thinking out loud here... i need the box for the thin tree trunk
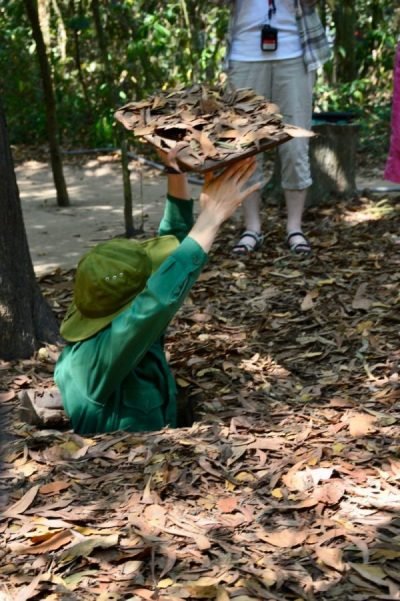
[24,0,70,207]
[91,0,113,90]
[73,29,93,109]
[120,135,135,237]
[0,102,60,360]
[51,0,67,61]
[38,0,51,46]
[333,1,357,82]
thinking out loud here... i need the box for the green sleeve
[158,195,194,242]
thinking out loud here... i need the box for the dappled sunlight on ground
[341,198,398,225]
[16,159,197,276]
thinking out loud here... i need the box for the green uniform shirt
[54,196,207,434]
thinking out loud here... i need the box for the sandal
[233,230,264,255]
[286,231,312,255]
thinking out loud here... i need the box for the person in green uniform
[54,157,260,434]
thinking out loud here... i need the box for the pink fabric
[384,43,400,182]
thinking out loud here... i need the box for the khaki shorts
[228,57,315,190]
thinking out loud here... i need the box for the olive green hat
[60,235,179,342]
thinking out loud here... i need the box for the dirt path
[16,157,201,276]
[16,156,398,276]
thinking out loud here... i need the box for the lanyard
[294,0,302,17]
[268,0,276,21]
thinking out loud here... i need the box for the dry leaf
[216,588,230,601]
[349,563,388,587]
[58,534,119,564]
[142,476,154,504]
[217,497,238,513]
[301,289,319,311]
[0,390,16,402]
[316,546,345,571]
[15,529,73,555]
[122,560,143,575]
[352,283,373,310]
[348,413,377,437]
[39,481,71,495]
[262,528,308,548]
[143,504,166,527]
[4,485,40,517]
[15,573,43,601]
[317,480,346,505]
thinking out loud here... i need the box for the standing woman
[223,0,331,255]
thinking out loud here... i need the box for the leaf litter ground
[1,191,400,601]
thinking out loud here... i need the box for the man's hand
[189,157,261,253]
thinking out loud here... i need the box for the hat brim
[60,235,180,342]
[60,299,133,342]
[140,235,179,273]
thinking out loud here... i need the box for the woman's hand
[188,157,261,253]
[156,148,190,201]
[199,157,260,226]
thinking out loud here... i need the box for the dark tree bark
[91,0,113,89]
[120,135,136,237]
[0,102,60,360]
[333,1,357,83]
[24,0,70,207]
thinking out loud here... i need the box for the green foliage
[0,5,47,142]
[315,78,391,156]
[315,0,395,154]
[0,0,228,147]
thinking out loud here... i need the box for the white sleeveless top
[230,0,302,62]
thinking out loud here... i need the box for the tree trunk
[24,0,70,207]
[91,0,113,90]
[38,0,51,47]
[333,1,357,83]
[264,122,359,206]
[120,135,136,237]
[51,0,67,61]
[0,102,60,360]
[73,29,93,109]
